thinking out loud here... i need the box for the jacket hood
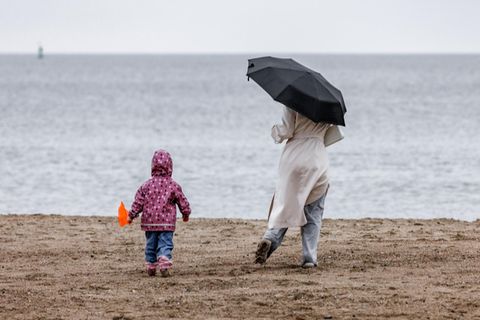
[151,150,173,177]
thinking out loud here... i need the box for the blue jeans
[263,193,326,265]
[145,231,174,263]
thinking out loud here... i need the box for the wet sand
[1,215,479,319]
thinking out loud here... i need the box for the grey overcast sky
[1,0,479,54]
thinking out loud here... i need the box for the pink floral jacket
[129,150,191,231]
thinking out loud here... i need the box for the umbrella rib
[318,77,342,103]
[314,76,339,103]
[273,71,314,101]
[292,73,338,103]
[247,65,312,77]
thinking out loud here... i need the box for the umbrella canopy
[247,56,347,126]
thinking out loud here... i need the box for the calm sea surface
[0,54,479,220]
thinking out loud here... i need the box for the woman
[255,106,331,268]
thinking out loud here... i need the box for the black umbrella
[246,56,347,126]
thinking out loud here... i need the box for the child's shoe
[146,262,157,276]
[157,256,173,277]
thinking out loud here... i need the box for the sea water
[0,54,479,220]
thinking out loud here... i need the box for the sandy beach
[1,215,479,319]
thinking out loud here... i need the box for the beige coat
[268,106,331,229]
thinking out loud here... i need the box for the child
[127,149,191,277]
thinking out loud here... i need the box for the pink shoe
[146,262,157,276]
[157,256,172,277]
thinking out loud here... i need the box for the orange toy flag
[118,201,130,227]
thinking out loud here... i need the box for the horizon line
[1,51,480,56]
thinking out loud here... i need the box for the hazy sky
[2,0,480,53]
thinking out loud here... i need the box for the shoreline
[2,212,479,223]
[1,215,479,319]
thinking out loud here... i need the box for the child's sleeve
[174,184,191,217]
[129,185,145,220]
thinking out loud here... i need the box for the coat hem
[141,225,176,232]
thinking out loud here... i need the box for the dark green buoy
[38,45,44,59]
